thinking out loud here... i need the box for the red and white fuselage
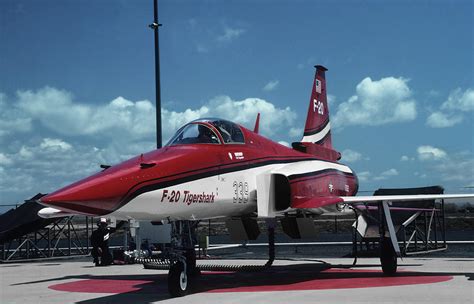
[39,122,358,221]
[40,65,360,221]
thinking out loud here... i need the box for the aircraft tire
[380,238,397,276]
[168,262,188,297]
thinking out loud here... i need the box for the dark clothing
[91,227,113,266]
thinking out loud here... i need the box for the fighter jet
[38,65,474,297]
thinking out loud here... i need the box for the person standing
[91,218,113,266]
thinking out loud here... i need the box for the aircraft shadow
[17,262,469,304]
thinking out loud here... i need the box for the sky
[0,0,473,208]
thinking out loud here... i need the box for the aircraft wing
[290,194,474,210]
[340,193,474,203]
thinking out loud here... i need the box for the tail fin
[301,65,333,149]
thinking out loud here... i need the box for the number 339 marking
[233,181,249,203]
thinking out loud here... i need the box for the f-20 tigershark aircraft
[39,66,474,297]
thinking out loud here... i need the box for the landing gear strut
[165,220,199,297]
[378,201,398,276]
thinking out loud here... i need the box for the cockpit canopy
[166,118,245,146]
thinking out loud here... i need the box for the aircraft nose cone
[40,173,124,216]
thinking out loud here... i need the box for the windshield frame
[195,119,246,145]
[165,122,222,147]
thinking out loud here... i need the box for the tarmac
[1,256,473,304]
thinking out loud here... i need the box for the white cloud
[333,77,417,127]
[426,88,473,128]
[383,168,399,176]
[0,136,159,203]
[374,168,399,181]
[0,153,13,165]
[357,171,371,182]
[162,106,210,141]
[12,87,297,143]
[16,87,156,139]
[413,147,474,185]
[441,88,474,112]
[217,27,245,42]
[341,149,363,163]
[206,96,297,138]
[40,138,72,151]
[423,151,474,184]
[0,140,115,199]
[289,127,302,138]
[19,146,34,159]
[414,171,427,179]
[426,111,463,128]
[327,94,336,107]
[0,92,32,139]
[400,155,414,161]
[417,145,447,161]
[263,80,279,92]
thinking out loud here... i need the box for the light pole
[149,0,162,149]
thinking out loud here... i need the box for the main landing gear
[380,238,397,275]
[352,201,400,276]
[378,201,399,276]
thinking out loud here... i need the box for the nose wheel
[168,261,188,297]
[165,220,199,297]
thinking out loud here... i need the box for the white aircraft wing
[340,193,474,203]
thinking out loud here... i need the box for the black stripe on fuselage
[116,157,345,212]
[288,169,359,196]
[288,168,354,182]
[120,153,342,202]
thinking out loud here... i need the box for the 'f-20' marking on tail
[313,99,324,115]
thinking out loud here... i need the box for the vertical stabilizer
[301,65,333,149]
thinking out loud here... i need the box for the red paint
[48,269,452,295]
[49,279,154,294]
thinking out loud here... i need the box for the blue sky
[0,0,473,207]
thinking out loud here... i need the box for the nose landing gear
[168,260,188,297]
[165,220,198,297]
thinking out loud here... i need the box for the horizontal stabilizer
[341,193,474,203]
